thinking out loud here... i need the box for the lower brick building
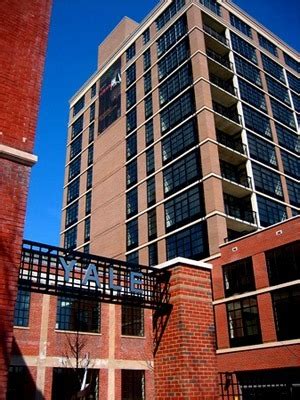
[8,216,300,399]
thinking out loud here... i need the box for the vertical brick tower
[0,0,51,396]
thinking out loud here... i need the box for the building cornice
[0,144,37,167]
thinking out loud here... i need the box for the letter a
[82,264,100,287]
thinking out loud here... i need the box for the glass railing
[206,48,232,70]
[203,24,228,46]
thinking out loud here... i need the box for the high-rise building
[61,0,299,267]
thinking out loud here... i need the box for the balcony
[224,194,257,228]
[212,102,242,134]
[203,24,228,46]
[206,48,233,80]
[203,24,229,56]
[213,102,241,124]
[217,130,247,154]
[210,74,236,96]
[210,74,238,107]
[221,161,252,198]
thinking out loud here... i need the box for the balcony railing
[203,24,228,46]
[217,131,247,154]
[224,203,257,224]
[221,170,252,189]
[210,73,237,96]
[213,102,242,124]
[206,48,233,70]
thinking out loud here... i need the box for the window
[126,251,139,265]
[224,193,254,223]
[252,163,283,199]
[126,85,136,110]
[162,119,197,164]
[145,119,154,145]
[83,244,90,253]
[239,79,266,111]
[284,53,299,73]
[8,366,36,399]
[90,102,95,122]
[126,133,137,160]
[71,115,84,139]
[143,28,150,44]
[70,135,82,160]
[261,54,285,82]
[65,202,78,227]
[126,64,136,87]
[257,195,286,227]
[127,108,137,133]
[286,179,300,207]
[276,123,299,153]
[230,32,257,64]
[126,43,136,62]
[156,0,185,30]
[163,151,200,196]
[144,95,153,118]
[126,160,137,188]
[127,219,138,250]
[281,150,299,179]
[230,13,252,37]
[160,91,194,134]
[89,122,94,143]
[73,96,85,116]
[87,144,93,166]
[266,76,290,105]
[146,147,155,175]
[126,188,138,218]
[158,39,189,81]
[166,222,208,260]
[84,217,91,241]
[147,177,156,206]
[149,243,158,266]
[258,34,278,56]
[122,305,144,336]
[86,191,92,215]
[247,133,277,167]
[67,178,80,204]
[64,226,77,249]
[165,186,203,232]
[291,93,300,113]
[144,71,152,94]
[91,83,97,98]
[143,49,151,70]
[147,209,157,240]
[68,156,81,181]
[287,71,299,94]
[14,289,30,327]
[159,63,192,106]
[234,55,261,86]
[200,0,221,15]
[121,370,145,400]
[56,297,100,332]
[227,297,261,347]
[272,285,300,341]
[157,16,187,57]
[243,104,271,137]
[266,241,300,286]
[223,258,255,297]
[86,167,93,190]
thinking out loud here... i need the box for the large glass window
[149,243,158,267]
[143,49,151,70]
[68,156,81,181]
[158,39,189,81]
[247,133,277,167]
[144,95,153,118]
[230,13,252,37]
[261,54,285,82]
[258,34,278,56]
[127,160,137,188]
[122,306,144,336]
[266,76,290,105]
[234,55,261,86]
[71,115,84,139]
[89,123,94,143]
[166,222,208,260]
[87,144,93,166]
[89,102,95,122]
[127,219,138,250]
[272,285,300,341]
[144,71,152,94]
[64,226,77,250]
[126,188,138,218]
[14,289,30,327]
[163,151,200,196]
[276,123,299,154]
[287,71,300,94]
[91,83,97,98]
[73,96,85,117]
[165,186,203,232]
[126,251,139,265]
[126,133,137,160]
[85,191,92,215]
[84,217,91,242]
[65,202,79,227]
[126,85,136,110]
[86,167,93,190]
[230,32,257,64]
[7,366,35,399]
[160,91,194,134]
[127,108,137,133]
[257,195,286,227]
[157,16,187,57]
[162,119,197,164]
[126,64,136,87]
[239,79,266,111]
[70,135,82,160]
[156,0,185,30]
[200,0,221,16]
[146,147,155,175]
[159,63,192,106]
[52,368,98,400]
[284,53,299,73]
[145,120,154,145]
[67,178,80,204]
[147,177,156,206]
[121,370,145,400]
[266,241,300,286]
[286,178,300,207]
[143,28,150,45]
[223,258,255,297]
[227,297,261,347]
[252,163,283,199]
[148,209,157,240]
[126,43,136,62]
[56,297,100,332]
[281,150,299,179]
[291,93,300,113]
[243,105,271,138]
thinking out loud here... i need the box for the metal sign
[19,240,170,309]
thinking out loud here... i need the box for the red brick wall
[0,0,51,396]
[154,264,219,400]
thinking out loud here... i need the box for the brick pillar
[154,258,219,400]
[0,0,51,397]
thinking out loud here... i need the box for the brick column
[154,258,219,400]
[0,0,51,397]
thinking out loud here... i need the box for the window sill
[13,326,30,330]
[121,335,146,339]
[55,330,101,336]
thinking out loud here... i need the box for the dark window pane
[121,370,145,400]
[14,289,30,327]
[73,96,85,117]
[258,34,278,56]
[156,0,186,30]
[257,195,286,227]
[223,258,255,297]
[122,306,144,336]
[230,13,252,37]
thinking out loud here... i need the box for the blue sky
[24,0,299,246]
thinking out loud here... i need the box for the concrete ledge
[0,144,37,166]
[155,257,212,271]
